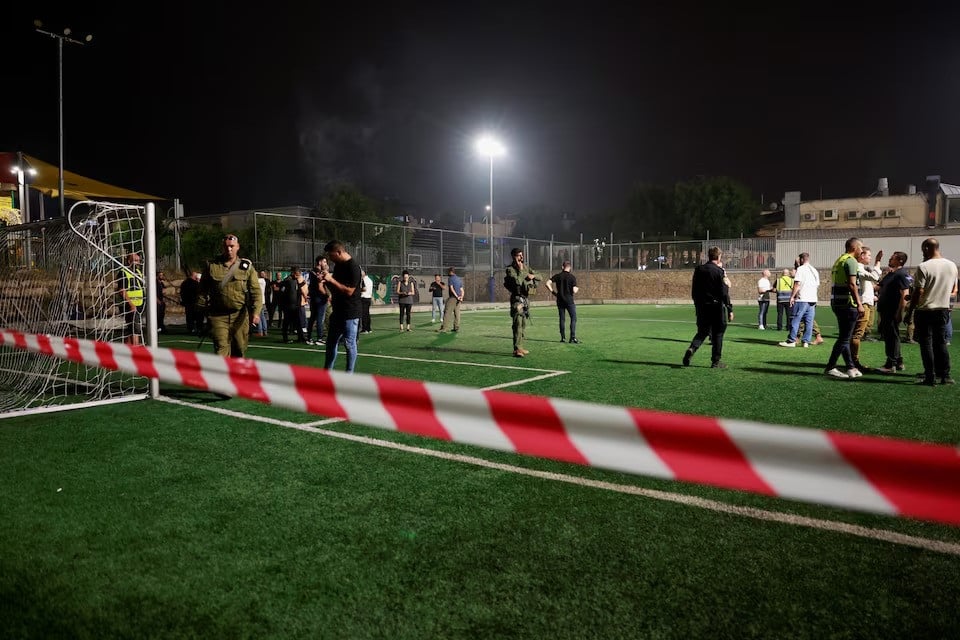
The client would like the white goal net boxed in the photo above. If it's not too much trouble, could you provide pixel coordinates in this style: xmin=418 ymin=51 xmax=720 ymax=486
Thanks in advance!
xmin=0 ymin=200 xmax=158 ymax=417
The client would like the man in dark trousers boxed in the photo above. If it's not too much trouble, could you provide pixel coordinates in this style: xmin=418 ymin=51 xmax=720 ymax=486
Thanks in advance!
xmin=322 ymin=240 xmax=363 ymax=373
xmin=546 ymin=260 xmax=580 ymax=343
xmin=682 ymin=246 xmax=734 ymax=368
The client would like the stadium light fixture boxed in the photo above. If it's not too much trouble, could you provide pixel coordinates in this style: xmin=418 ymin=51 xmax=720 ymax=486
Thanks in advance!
xmin=475 ymin=135 xmax=506 ymax=301
xmin=11 ymin=153 xmax=38 ymax=223
xmin=35 ymin=19 xmax=93 ymax=218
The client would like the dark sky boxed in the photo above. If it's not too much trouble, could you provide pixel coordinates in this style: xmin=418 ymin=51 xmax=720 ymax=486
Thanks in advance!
xmin=5 ymin=2 xmax=960 ymax=218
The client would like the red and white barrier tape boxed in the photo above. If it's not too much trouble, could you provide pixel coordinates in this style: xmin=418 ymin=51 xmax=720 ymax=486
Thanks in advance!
xmin=3 ymin=328 xmax=959 ymax=526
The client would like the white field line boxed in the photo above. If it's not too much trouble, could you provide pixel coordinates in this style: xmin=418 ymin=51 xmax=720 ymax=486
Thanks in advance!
xmin=156 ymin=395 xmax=960 ymax=557
xmin=164 ymin=340 xmax=564 ymax=373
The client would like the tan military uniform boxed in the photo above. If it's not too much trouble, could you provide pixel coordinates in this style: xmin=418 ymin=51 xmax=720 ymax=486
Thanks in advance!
xmin=200 ymin=255 xmax=263 ymax=357
xmin=505 ymin=263 xmax=538 ymax=352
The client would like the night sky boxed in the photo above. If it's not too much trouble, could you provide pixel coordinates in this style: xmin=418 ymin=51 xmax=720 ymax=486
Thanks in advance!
xmin=4 ymin=2 xmax=959 ymax=218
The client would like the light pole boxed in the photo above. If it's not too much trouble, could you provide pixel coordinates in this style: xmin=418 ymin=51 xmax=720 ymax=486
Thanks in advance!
xmin=475 ymin=135 xmax=505 ymax=302
xmin=34 ymin=20 xmax=93 ymax=218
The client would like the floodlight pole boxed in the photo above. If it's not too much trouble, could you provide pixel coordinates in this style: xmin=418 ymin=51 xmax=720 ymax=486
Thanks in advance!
xmin=488 ymin=156 xmax=495 ymax=293
xmin=36 ymin=22 xmax=92 ymax=218
xmin=475 ymin=135 xmax=505 ymax=303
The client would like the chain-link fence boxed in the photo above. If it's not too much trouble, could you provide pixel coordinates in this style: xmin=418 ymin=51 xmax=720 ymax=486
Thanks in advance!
xmin=164 ymin=210 xmax=960 ymax=303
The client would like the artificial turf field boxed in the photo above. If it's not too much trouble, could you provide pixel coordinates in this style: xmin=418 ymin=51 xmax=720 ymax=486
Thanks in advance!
xmin=1 ymin=303 xmax=958 ymax=638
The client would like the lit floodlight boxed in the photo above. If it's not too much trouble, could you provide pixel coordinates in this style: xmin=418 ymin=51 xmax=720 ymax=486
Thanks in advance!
xmin=475 ymin=135 xmax=506 ymax=158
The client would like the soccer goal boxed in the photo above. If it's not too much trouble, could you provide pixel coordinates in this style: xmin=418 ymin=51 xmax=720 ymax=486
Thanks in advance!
xmin=0 ymin=201 xmax=158 ymax=418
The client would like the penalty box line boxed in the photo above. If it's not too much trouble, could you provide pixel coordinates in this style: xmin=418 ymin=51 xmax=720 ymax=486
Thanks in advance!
xmin=154 ymin=394 xmax=960 ymax=557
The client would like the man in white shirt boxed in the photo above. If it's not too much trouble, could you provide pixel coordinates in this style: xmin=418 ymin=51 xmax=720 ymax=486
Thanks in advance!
xmin=850 ymin=247 xmax=882 ymax=369
xmin=756 ymin=269 xmax=773 ymax=330
xmin=906 ymin=238 xmax=958 ymax=385
xmin=255 ymin=271 xmax=270 ymax=337
xmin=779 ymin=252 xmax=820 ymax=347
xmin=359 ymin=268 xmax=374 ymax=334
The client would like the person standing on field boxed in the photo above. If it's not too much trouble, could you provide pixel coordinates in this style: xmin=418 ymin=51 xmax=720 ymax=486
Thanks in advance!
xmin=199 ymin=234 xmax=263 ymax=359
xmin=428 ymin=274 xmax=445 ymax=323
xmin=905 ymin=237 xmax=958 ymax=385
xmin=546 ymin=260 xmax=580 ymax=343
xmin=756 ymin=268 xmax=773 ymax=330
xmin=504 ymin=247 xmax=539 ymax=357
xmin=682 ymin=246 xmax=733 ymax=368
xmin=322 ymin=240 xmax=363 ymax=373
xmin=438 ymin=266 xmax=463 ymax=333
xmin=824 ymin=237 xmax=864 ymax=379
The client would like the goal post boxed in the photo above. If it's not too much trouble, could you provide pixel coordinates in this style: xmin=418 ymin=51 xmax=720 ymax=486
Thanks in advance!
xmin=0 ymin=200 xmax=158 ymax=418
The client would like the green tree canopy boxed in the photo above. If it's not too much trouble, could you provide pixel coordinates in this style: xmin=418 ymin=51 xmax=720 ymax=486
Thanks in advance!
xmin=674 ymin=176 xmax=757 ymax=238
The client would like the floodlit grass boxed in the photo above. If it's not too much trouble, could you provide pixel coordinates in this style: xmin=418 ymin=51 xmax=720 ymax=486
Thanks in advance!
xmin=1 ymin=304 xmax=958 ymax=638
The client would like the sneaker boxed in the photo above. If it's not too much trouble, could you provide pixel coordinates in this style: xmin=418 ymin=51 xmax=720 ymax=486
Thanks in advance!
xmin=682 ymin=349 xmax=693 ymax=366
xmin=801 ymin=342 xmax=810 ymax=348
xmin=916 ymin=378 xmax=937 ymax=386
xmin=569 ymin=338 xmax=580 ymax=344
xmin=941 ymin=377 xmax=956 ymax=385
xmin=825 ymin=368 xmax=849 ymax=379
xmin=710 ymin=361 xmax=728 ymax=369
xmin=778 ymin=341 xmax=796 ymax=348
xmin=758 ymin=325 xmax=765 ymax=330
xmin=560 ymin=337 xmax=566 ymax=343
xmin=317 ymin=339 xmax=326 ymax=345
xmin=876 ymin=366 xmax=896 ymax=374
xmin=305 ymin=340 xmax=315 ymax=345
xmin=896 ymin=363 xmax=905 ymax=371
xmin=847 ymin=368 xmax=863 ymax=379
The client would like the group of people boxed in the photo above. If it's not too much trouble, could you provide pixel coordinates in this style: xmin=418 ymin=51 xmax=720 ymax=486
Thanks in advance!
xmin=686 ymin=237 xmax=958 ymax=384
xmin=165 ymin=235 xmax=369 ymax=386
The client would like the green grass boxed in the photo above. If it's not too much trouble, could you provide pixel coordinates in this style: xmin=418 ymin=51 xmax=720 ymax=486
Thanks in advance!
xmin=1 ymin=304 xmax=958 ymax=638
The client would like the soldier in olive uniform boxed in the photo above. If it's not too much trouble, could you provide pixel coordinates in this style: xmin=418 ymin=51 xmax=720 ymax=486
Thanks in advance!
xmin=504 ymin=247 xmax=539 ymax=357
xmin=199 ymin=234 xmax=263 ymax=358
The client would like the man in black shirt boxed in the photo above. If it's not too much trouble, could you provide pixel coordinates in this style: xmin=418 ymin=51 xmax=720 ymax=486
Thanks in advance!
xmin=322 ymin=240 xmax=362 ymax=373
xmin=683 ymin=246 xmax=734 ymax=368
xmin=546 ymin=260 xmax=580 ymax=343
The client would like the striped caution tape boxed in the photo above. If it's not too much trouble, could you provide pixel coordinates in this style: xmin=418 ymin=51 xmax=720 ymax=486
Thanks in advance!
xmin=2 ymin=328 xmax=959 ymax=526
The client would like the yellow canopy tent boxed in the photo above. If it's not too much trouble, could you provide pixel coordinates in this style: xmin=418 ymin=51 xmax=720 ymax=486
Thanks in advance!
xmin=19 ymin=153 xmax=165 ymax=201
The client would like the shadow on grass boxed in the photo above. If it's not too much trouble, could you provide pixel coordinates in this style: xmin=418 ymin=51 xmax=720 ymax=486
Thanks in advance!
xmin=730 ymin=337 xmax=793 ymax=345
xmin=161 ymin=387 xmax=233 ymax=403
xmin=640 ymin=337 xmax=691 ymax=344
xmin=742 ymin=366 xmax=911 ymax=383
xmin=603 ymin=359 xmax=687 ymax=370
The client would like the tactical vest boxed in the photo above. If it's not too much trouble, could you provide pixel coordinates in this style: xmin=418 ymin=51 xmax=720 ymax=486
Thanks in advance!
xmin=124 ymin=268 xmax=144 ymax=307
xmin=830 ymin=253 xmax=857 ymax=307
xmin=776 ymin=275 xmax=793 ymax=302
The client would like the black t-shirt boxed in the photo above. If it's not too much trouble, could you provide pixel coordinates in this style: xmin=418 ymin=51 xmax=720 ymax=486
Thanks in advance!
xmin=308 ymin=269 xmax=329 ymax=302
xmin=550 ymin=271 xmax=577 ymax=305
xmin=429 ymin=281 xmax=444 ymax=298
xmin=877 ymin=268 xmax=911 ymax=315
xmin=691 ymin=262 xmax=730 ymax=308
xmin=331 ymin=258 xmax=363 ymax=319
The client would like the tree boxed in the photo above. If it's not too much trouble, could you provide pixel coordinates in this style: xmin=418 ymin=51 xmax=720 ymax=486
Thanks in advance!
xmin=617 ymin=183 xmax=674 ymax=241
xmin=674 ymin=176 xmax=756 ymax=238
xmin=179 ymin=225 xmax=223 ymax=275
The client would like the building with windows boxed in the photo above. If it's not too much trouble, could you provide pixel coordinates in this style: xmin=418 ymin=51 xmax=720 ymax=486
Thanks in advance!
xmin=778 ymin=176 xmax=960 ymax=236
